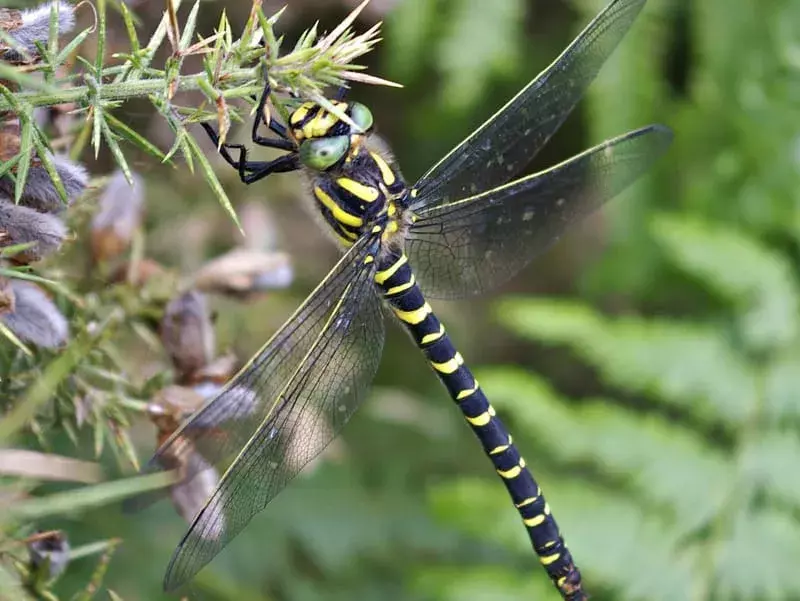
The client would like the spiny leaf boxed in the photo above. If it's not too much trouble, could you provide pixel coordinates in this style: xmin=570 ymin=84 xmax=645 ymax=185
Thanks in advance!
xmin=5 ymin=472 xmax=176 ymax=520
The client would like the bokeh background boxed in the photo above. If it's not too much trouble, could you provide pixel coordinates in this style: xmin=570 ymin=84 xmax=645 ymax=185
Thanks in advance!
xmin=7 ymin=0 xmax=800 ymax=599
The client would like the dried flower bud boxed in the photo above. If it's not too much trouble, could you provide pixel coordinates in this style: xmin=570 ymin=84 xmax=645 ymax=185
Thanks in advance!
xmin=191 ymin=352 xmax=237 ymax=385
xmin=0 ymin=275 xmax=14 ymax=316
xmin=0 ymin=2 xmax=76 ymax=64
xmin=169 ymin=453 xmax=222 ymax=533
xmin=0 ymin=197 xmax=66 ymax=263
xmin=0 ymin=116 xmax=20 ymax=164
xmin=28 ymin=531 xmax=70 ymax=579
xmin=1 ymin=280 xmax=67 ymax=348
xmin=193 ymin=248 xmax=293 ymax=299
xmin=108 ymin=258 xmax=166 ymax=287
xmin=149 ymin=385 xmax=221 ymax=531
xmin=0 ymin=153 xmax=88 ymax=213
xmin=239 ymin=200 xmax=278 ymax=250
xmin=91 ymin=170 xmax=145 ymax=263
xmin=160 ymin=290 xmax=215 ymax=382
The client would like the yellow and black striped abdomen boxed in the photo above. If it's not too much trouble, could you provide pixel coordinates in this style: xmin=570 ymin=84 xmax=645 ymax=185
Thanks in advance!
xmin=375 ymin=249 xmax=584 ymax=599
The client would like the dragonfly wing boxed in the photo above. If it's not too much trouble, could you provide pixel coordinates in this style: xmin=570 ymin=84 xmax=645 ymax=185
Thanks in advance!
xmin=150 ymin=236 xmax=378 ymax=479
xmin=407 ymin=125 xmax=672 ymax=299
xmin=153 ymin=237 xmax=385 ymax=590
xmin=411 ymin=0 xmax=648 ymax=208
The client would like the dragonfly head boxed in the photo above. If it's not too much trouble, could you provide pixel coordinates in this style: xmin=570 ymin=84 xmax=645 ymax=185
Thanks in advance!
xmin=290 ymin=101 xmax=374 ymax=171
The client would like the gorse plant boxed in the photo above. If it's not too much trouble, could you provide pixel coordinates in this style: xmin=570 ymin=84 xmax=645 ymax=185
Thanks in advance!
xmin=0 ymin=2 xmax=394 ymax=599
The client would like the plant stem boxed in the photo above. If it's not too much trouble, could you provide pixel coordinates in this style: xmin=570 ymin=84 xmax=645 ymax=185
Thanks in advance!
xmin=0 ymin=68 xmax=259 ymax=110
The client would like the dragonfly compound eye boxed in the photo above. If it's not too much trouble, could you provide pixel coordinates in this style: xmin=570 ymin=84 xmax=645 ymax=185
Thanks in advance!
xmin=348 ymin=102 xmax=374 ymax=133
xmin=298 ymin=135 xmax=350 ymax=171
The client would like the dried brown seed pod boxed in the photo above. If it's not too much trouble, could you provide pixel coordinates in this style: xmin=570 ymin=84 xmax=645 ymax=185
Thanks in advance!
xmin=190 ymin=353 xmax=238 ymax=385
xmin=0 ymin=2 xmax=76 ymax=64
xmin=90 ymin=169 xmax=145 ymax=263
xmin=0 ymin=197 xmax=66 ymax=263
xmin=28 ymin=530 xmax=70 ymax=579
xmin=108 ymin=257 xmax=166 ymax=287
xmin=0 ymin=275 xmax=14 ymax=316
xmin=149 ymin=383 xmax=256 ymax=531
xmin=192 ymin=248 xmax=293 ymax=299
xmin=238 ymin=200 xmax=278 ymax=251
xmin=1 ymin=280 xmax=68 ymax=348
xmin=0 ymin=153 xmax=88 ymax=213
xmin=160 ymin=290 xmax=215 ymax=383
xmin=0 ymin=116 xmax=20 ymax=164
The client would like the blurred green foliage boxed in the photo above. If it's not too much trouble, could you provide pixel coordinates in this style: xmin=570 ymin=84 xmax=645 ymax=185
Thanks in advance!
xmin=3 ymin=0 xmax=800 ymax=600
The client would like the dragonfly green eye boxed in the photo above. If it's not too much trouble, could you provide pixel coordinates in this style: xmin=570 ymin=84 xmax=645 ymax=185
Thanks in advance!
xmin=298 ymin=135 xmax=350 ymax=170
xmin=349 ymin=102 xmax=374 ymax=132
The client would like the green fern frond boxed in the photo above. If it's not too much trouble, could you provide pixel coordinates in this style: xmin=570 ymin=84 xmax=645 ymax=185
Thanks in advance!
xmin=495 ymin=299 xmax=757 ymax=424
xmin=652 ymin=214 xmax=800 ymax=353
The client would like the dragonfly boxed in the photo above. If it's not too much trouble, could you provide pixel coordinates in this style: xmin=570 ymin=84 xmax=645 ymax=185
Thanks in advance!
xmin=151 ymin=0 xmax=671 ymax=598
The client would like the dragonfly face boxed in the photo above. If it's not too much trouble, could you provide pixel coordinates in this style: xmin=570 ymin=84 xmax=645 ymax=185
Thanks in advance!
xmin=289 ymin=100 xmax=412 ymax=249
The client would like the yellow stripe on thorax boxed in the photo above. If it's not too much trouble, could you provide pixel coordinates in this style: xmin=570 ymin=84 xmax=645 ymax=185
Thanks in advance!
xmin=370 ymin=152 xmax=396 ymax=186
xmin=314 ymin=186 xmax=363 ymax=228
xmin=337 ymin=177 xmax=379 ymax=202
xmin=290 ymin=103 xmax=313 ymax=126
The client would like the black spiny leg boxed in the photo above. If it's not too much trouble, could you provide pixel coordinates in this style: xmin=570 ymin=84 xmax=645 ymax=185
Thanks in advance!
xmin=201 ymin=122 xmax=299 ymax=185
xmin=333 ymin=84 xmax=349 ymax=102
xmin=251 ymin=78 xmax=295 ymax=151
xmin=201 ymin=76 xmax=300 ymax=185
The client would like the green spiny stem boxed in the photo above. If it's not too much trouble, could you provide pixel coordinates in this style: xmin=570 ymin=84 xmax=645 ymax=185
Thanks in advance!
xmin=0 ymin=68 xmax=260 ymax=111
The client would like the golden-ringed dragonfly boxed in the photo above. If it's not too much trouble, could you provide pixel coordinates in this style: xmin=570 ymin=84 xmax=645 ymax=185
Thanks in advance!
xmin=152 ymin=0 xmax=672 ymax=597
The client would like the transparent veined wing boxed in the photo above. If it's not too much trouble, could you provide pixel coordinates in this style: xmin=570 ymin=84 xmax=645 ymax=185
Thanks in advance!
xmin=411 ymin=0 xmax=648 ymax=209
xmin=151 ymin=236 xmax=385 ymax=590
xmin=406 ymin=125 xmax=672 ymax=299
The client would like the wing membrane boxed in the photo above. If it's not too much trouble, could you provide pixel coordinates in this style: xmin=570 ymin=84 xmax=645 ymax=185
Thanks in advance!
xmin=151 ymin=236 xmax=377 ymax=476
xmin=150 ymin=237 xmax=385 ymax=589
xmin=411 ymin=0 xmax=647 ymax=208
xmin=407 ymin=125 xmax=672 ymax=299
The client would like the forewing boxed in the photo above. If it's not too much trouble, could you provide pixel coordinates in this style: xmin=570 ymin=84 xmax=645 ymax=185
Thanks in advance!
xmin=163 ymin=246 xmax=384 ymax=590
xmin=411 ymin=0 xmax=648 ymax=208
xmin=407 ymin=125 xmax=672 ymax=299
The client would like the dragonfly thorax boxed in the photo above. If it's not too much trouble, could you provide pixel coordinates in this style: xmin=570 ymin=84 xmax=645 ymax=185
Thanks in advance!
xmin=288 ymin=101 xmax=410 ymax=249
xmin=306 ymin=135 xmax=410 ymax=248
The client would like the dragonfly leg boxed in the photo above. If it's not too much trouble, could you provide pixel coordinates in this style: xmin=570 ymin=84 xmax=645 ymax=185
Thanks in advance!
xmin=333 ymin=85 xmax=348 ymax=101
xmin=239 ymin=154 xmax=299 ymax=185
xmin=200 ymin=122 xmax=298 ymax=184
xmin=251 ymin=78 xmax=296 ymax=150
